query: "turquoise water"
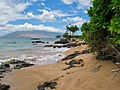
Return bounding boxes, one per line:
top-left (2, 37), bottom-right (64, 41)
top-left (0, 38), bottom-right (57, 52)
top-left (0, 38), bottom-right (67, 65)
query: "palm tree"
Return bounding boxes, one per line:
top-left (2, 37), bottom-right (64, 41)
top-left (66, 24), bottom-right (71, 36)
top-left (66, 24), bottom-right (79, 36)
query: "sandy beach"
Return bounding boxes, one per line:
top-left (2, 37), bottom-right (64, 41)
top-left (0, 0), bottom-right (119, 90)
top-left (1, 45), bottom-right (120, 90)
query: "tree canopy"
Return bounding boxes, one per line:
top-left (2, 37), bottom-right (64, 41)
top-left (81, 0), bottom-right (120, 61)
top-left (66, 24), bottom-right (79, 36)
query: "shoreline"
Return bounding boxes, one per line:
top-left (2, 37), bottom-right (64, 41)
top-left (0, 46), bottom-right (68, 65)
top-left (1, 45), bottom-right (120, 90)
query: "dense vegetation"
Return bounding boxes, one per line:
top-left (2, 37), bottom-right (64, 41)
top-left (63, 34), bottom-right (82, 39)
top-left (81, 0), bottom-right (120, 62)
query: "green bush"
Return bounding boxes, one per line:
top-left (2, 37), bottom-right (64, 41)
top-left (81, 0), bottom-right (120, 61)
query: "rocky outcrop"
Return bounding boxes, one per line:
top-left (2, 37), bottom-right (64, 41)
top-left (37, 81), bottom-right (57, 90)
top-left (0, 59), bottom-right (34, 81)
top-left (44, 38), bottom-right (86, 48)
top-left (14, 62), bottom-right (34, 69)
top-left (54, 38), bottom-right (69, 44)
top-left (0, 59), bottom-right (34, 71)
top-left (54, 38), bottom-right (86, 45)
top-left (44, 45), bottom-right (56, 47)
top-left (96, 53), bottom-right (112, 60)
top-left (0, 63), bottom-right (10, 75)
top-left (32, 41), bottom-right (45, 44)
top-left (0, 64), bottom-right (10, 69)
top-left (8, 59), bottom-right (34, 69)
top-left (66, 59), bottom-right (81, 65)
top-left (0, 83), bottom-right (10, 90)
top-left (63, 59), bottom-right (84, 70)
top-left (9, 59), bottom-right (25, 64)
top-left (44, 42), bottom-right (82, 48)
top-left (62, 50), bottom-right (90, 61)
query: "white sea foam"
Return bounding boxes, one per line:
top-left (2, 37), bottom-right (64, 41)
top-left (31, 54), bottom-right (64, 65)
top-left (24, 48), bottom-right (67, 65)
top-left (0, 38), bottom-right (69, 66)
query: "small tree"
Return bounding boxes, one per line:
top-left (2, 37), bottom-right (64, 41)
top-left (66, 24), bottom-right (71, 36)
top-left (66, 24), bottom-right (79, 36)
top-left (63, 31), bottom-right (69, 38)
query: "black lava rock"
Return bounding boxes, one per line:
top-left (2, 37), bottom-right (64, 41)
top-left (37, 81), bottom-right (57, 90)
top-left (0, 83), bottom-right (10, 90)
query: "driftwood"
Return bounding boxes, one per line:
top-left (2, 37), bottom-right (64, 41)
top-left (111, 69), bottom-right (120, 72)
top-left (111, 62), bottom-right (120, 79)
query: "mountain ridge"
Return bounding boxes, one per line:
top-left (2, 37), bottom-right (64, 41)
top-left (0, 30), bottom-right (62, 39)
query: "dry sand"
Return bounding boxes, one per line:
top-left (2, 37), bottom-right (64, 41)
top-left (1, 45), bottom-right (120, 90)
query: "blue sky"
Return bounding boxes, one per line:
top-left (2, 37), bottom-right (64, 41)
top-left (0, 0), bottom-right (91, 36)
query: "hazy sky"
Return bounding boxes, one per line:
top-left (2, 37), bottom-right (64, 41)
top-left (0, 0), bottom-right (91, 36)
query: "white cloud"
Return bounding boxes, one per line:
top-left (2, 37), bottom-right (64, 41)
top-left (63, 16), bottom-right (86, 26)
top-left (76, 5), bottom-right (84, 9)
top-left (41, 3), bottom-right (45, 6)
top-left (30, 0), bottom-right (45, 2)
top-left (61, 0), bottom-right (91, 7)
top-left (27, 12), bottom-right (36, 18)
top-left (84, 10), bottom-right (88, 14)
top-left (44, 7), bottom-right (51, 11)
top-left (53, 10), bottom-right (73, 17)
top-left (15, 2), bottom-right (30, 12)
top-left (27, 10), bottom-right (56, 22)
top-left (0, 0), bottom-right (31, 25)
top-left (61, 0), bottom-right (74, 4)
top-left (39, 9), bottom-right (56, 21)
top-left (0, 0), bottom-right (75, 25)
top-left (0, 23), bottom-right (64, 33)
top-left (27, 9), bottom-right (73, 22)
top-left (30, 0), bottom-right (39, 2)
top-left (31, 0), bottom-right (37, 2)
top-left (77, 0), bottom-right (91, 6)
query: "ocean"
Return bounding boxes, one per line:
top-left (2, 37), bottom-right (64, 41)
top-left (0, 38), bottom-right (68, 65)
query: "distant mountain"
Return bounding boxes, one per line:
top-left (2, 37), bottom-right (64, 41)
top-left (0, 31), bottom-right (10, 37)
top-left (0, 30), bottom-right (62, 39)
